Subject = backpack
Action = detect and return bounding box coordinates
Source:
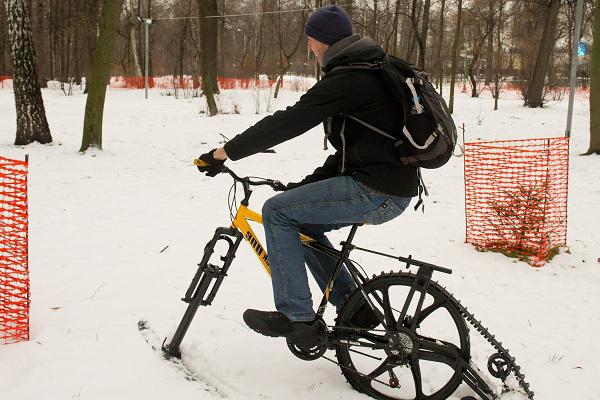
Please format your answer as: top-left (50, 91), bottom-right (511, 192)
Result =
top-left (331, 54), bottom-right (458, 169)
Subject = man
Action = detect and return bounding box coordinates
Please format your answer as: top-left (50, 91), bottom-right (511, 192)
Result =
top-left (197, 5), bottom-right (418, 347)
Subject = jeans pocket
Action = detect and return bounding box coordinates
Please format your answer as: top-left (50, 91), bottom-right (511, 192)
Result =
top-left (363, 197), bottom-right (405, 225)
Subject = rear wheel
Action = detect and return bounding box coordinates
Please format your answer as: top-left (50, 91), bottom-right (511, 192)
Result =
top-left (335, 272), bottom-right (470, 400)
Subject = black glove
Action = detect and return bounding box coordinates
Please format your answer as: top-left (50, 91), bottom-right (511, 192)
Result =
top-left (195, 149), bottom-right (225, 177)
top-left (285, 182), bottom-right (303, 191)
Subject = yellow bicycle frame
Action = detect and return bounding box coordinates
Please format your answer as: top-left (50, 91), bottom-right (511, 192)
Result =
top-left (194, 157), bottom-right (326, 298)
top-left (231, 204), bottom-right (314, 277)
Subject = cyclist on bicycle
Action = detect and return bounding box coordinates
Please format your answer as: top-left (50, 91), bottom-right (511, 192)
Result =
top-left (196, 5), bottom-right (418, 348)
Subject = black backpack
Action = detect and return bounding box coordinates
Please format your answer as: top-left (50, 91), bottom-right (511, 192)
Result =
top-left (332, 55), bottom-right (458, 169)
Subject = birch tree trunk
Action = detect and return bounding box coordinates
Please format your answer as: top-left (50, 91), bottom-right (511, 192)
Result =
top-left (586, 0), bottom-right (600, 154)
top-left (128, 21), bottom-right (143, 76)
top-left (80, 0), bottom-right (124, 151)
top-left (5, 0), bottom-right (52, 145)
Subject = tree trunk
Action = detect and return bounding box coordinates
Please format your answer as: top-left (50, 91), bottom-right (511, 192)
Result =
top-left (80, 0), bottom-right (124, 152)
top-left (586, 0), bottom-right (600, 154)
top-left (198, 0), bottom-right (218, 115)
top-left (406, 0), bottom-right (418, 62)
top-left (492, 0), bottom-right (505, 111)
top-left (371, 0), bottom-right (378, 42)
top-left (449, 0), bottom-right (463, 114)
top-left (129, 21), bottom-right (143, 76)
top-left (436, 0), bottom-right (446, 95)
top-left (485, 5), bottom-right (494, 86)
top-left (6, 0), bottom-right (52, 145)
top-left (0, 4), bottom-right (8, 75)
top-left (468, 52), bottom-right (481, 97)
top-left (205, 0), bottom-right (219, 94)
top-left (418, 0), bottom-right (431, 71)
top-left (526, 0), bottom-right (560, 108)
top-left (391, 0), bottom-right (402, 56)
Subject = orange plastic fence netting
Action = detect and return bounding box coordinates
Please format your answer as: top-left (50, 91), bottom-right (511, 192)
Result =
top-left (464, 137), bottom-right (569, 267)
top-left (0, 76), bottom-right (12, 89)
top-left (108, 76), bottom-right (281, 90)
top-left (0, 156), bottom-right (29, 345)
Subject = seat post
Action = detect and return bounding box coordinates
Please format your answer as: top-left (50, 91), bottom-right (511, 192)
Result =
top-left (315, 224), bottom-right (361, 316)
top-left (343, 223), bottom-right (361, 247)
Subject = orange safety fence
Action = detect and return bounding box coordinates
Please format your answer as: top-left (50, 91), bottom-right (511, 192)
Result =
top-left (107, 76), bottom-right (280, 91)
top-left (110, 76), bottom-right (156, 89)
top-left (0, 76), bottom-right (11, 88)
top-left (217, 77), bottom-right (280, 90)
top-left (0, 156), bottom-right (29, 344)
top-left (464, 137), bottom-right (569, 267)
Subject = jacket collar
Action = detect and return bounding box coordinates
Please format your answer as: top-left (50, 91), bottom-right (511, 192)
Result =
top-left (322, 34), bottom-right (384, 72)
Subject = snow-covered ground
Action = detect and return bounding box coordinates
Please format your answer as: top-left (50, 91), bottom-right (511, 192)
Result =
top-left (0, 84), bottom-right (598, 400)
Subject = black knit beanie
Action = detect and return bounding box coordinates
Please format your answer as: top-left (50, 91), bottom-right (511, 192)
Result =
top-left (304, 5), bottom-right (353, 45)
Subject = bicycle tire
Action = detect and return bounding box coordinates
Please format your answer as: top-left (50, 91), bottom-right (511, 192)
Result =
top-left (335, 272), bottom-right (470, 400)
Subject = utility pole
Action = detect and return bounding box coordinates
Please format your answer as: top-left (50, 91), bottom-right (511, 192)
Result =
top-left (566, 0), bottom-right (584, 137)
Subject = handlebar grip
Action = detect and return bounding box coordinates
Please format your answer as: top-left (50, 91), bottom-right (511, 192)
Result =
top-left (272, 181), bottom-right (287, 192)
top-left (194, 159), bottom-right (210, 167)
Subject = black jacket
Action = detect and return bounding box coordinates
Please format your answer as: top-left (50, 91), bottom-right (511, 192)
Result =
top-left (223, 35), bottom-right (419, 197)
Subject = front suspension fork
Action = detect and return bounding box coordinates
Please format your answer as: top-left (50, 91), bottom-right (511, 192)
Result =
top-left (163, 227), bottom-right (243, 358)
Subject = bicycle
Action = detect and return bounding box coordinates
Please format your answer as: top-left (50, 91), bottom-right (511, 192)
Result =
top-left (158, 164), bottom-right (535, 400)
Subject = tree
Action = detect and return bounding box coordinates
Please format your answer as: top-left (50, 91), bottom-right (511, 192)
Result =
top-left (464, 0), bottom-right (495, 98)
top-left (586, 0), bottom-right (600, 154)
top-left (125, 1), bottom-right (143, 77)
top-left (436, 0), bottom-right (446, 94)
top-left (418, 0), bottom-right (431, 70)
top-left (5, 0), bottom-right (52, 145)
top-left (198, 0), bottom-right (218, 115)
top-left (526, 0), bottom-right (560, 108)
top-left (271, 0), bottom-right (307, 98)
top-left (491, 0), bottom-right (505, 111)
top-left (80, 0), bottom-right (125, 152)
top-left (449, 0), bottom-right (463, 113)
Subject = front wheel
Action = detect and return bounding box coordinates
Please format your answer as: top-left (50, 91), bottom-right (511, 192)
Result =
top-left (335, 272), bottom-right (470, 400)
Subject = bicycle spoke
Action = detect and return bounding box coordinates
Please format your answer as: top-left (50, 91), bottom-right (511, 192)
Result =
top-left (417, 298), bottom-right (445, 324)
top-left (368, 356), bottom-right (394, 380)
top-left (382, 286), bottom-right (397, 327)
top-left (411, 359), bottom-right (424, 399)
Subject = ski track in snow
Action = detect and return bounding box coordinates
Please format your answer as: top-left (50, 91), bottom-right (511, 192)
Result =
top-left (0, 86), bottom-right (598, 400)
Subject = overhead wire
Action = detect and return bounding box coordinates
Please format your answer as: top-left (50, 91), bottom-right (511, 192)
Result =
top-left (143, 2), bottom-right (362, 21)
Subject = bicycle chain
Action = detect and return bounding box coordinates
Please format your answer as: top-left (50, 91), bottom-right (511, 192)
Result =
top-left (322, 282), bottom-right (535, 400)
top-left (435, 283), bottom-right (535, 399)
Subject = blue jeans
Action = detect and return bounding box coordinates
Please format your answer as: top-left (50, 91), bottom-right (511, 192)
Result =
top-left (261, 176), bottom-right (411, 321)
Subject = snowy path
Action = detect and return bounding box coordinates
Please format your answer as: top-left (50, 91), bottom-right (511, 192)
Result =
top-left (0, 87), bottom-right (598, 400)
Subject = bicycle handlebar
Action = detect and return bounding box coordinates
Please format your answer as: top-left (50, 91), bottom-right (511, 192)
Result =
top-left (193, 158), bottom-right (286, 192)
top-left (222, 166), bottom-right (286, 191)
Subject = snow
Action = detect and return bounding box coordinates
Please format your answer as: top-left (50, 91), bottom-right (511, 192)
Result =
top-left (0, 84), bottom-right (598, 400)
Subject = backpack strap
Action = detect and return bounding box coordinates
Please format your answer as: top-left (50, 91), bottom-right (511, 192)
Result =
top-left (339, 116), bottom-right (348, 174)
top-left (405, 78), bottom-right (424, 114)
top-left (346, 115), bottom-right (396, 140)
top-left (413, 168), bottom-right (429, 213)
top-left (328, 62), bottom-right (382, 74)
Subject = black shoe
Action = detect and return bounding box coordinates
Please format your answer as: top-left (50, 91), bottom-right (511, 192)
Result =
top-left (243, 309), bottom-right (321, 348)
top-left (350, 303), bottom-right (381, 330)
